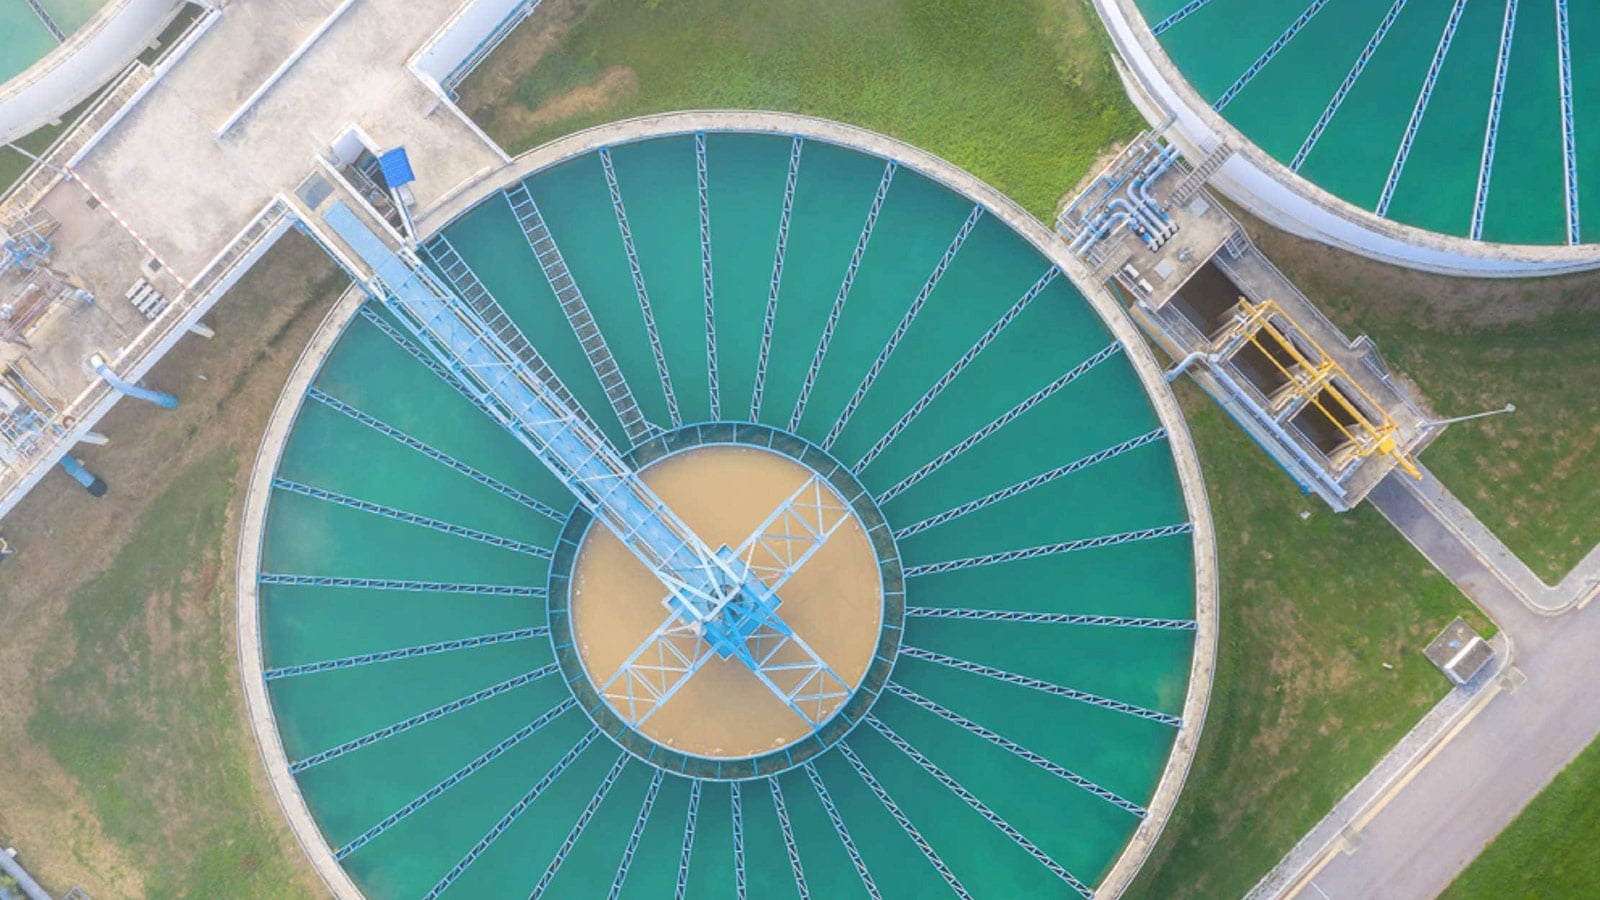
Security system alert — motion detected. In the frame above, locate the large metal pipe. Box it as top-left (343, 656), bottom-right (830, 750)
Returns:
top-left (58, 454), bottom-right (107, 497)
top-left (1132, 148), bottom-right (1181, 226)
top-left (0, 848), bottom-right (52, 900)
top-left (1105, 199), bottom-right (1159, 246)
top-left (92, 357), bottom-right (177, 409)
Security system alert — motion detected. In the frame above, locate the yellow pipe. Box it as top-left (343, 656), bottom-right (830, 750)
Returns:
top-left (1225, 299), bottom-right (1420, 479)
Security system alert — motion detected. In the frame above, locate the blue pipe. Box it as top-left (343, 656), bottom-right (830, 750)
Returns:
top-left (1133, 148), bottom-right (1181, 224)
top-left (59, 454), bottom-right (107, 497)
top-left (95, 362), bottom-right (177, 408)
top-left (1105, 199), bottom-right (1159, 247)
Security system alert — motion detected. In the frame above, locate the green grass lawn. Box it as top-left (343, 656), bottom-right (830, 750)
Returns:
top-left (1240, 218), bottom-right (1600, 584)
top-left (1122, 385), bottom-right (1489, 900)
top-left (457, 0), bottom-right (1143, 220)
top-left (1441, 734), bottom-right (1600, 899)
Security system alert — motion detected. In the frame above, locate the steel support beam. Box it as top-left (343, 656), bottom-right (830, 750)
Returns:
top-left (894, 428), bottom-right (1166, 539)
top-left (790, 161), bottom-right (895, 432)
top-left (824, 205), bottom-right (983, 450)
top-left (423, 729), bottom-right (603, 900)
top-left (876, 343), bottom-right (1124, 505)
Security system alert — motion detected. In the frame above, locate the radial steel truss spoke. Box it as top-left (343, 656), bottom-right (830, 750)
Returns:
top-left (903, 523), bottom-right (1193, 577)
top-left (803, 765), bottom-right (883, 900)
top-left (1213, 0), bottom-right (1332, 113)
top-left (905, 607), bottom-right (1196, 631)
top-left (837, 742), bottom-right (973, 900)
top-left (770, 779), bottom-right (811, 900)
top-left (865, 716), bottom-right (1094, 898)
top-left (752, 137), bottom-right (804, 421)
top-left (1151, 0), bottom-right (1216, 36)
top-left (894, 427), bottom-right (1165, 539)
top-left (531, 751), bottom-right (630, 898)
top-left (265, 627), bottom-right (548, 680)
top-left (875, 342), bottom-right (1123, 504)
top-left (273, 478), bottom-right (551, 557)
top-left (359, 303), bottom-right (485, 407)
top-left (258, 573), bottom-right (546, 596)
top-left (790, 160), bottom-right (896, 432)
top-left (901, 646), bottom-right (1181, 726)
top-left (1377, 0), bottom-right (1470, 217)
top-left (305, 388), bottom-right (563, 522)
top-left (853, 266), bottom-right (1058, 474)
top-left (422, 728), bottom-right (602, 900)
top-left (1556, 0), bottom-right (1579, 243)
top-left (1294, 0), bottom-right (1409, 171)
top-left (335, 698), bottom-right (578, 861)
top-left (823, 205), bottom-right (984, 450)
top-left (676, 779), bottom-right (702, 900)
top-left (607, 769), bottom-right (664, 900)
top-left (599, 146), bottom-right (681, 426)
top-left (1472, 0), bottom-right (1518, 239)
top-left (290, 664), bottom-right (561, 773)
top-left (697, 132), bottom-right (719, 420)
top-left (885, 682), bottom-right (1147, 817)
top-left (503, 183), bottom-right (655, 444)
top-left (732, 781), bottom-right (748, 900)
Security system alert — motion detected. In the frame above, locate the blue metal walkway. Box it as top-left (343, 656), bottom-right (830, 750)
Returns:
top-left (321, 202), bottom-right (853, 739)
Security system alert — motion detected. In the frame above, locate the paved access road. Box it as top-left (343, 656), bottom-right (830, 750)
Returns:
top-left (1294, 472), bottom-right (1600, 899)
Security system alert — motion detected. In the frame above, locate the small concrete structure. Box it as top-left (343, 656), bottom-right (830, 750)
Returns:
top-left (1063, 133), bottom-right (1437, 510)
top-left (1425, 618), bottom-right (1495, 686)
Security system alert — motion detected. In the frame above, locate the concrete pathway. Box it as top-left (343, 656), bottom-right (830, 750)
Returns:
top-left (1251, 467), bottom-right (1600, 899)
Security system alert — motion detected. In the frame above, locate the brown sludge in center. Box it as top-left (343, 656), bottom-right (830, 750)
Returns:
top-left (571, 446), bottom-right (883, 759)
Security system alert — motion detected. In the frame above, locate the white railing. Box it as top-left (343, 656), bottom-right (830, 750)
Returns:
top-left (0, 198), bottom-right (293, 515)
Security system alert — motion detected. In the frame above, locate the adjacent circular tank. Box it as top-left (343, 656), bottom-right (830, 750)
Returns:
top-left (1105, 0), bottom-right (1600, 272)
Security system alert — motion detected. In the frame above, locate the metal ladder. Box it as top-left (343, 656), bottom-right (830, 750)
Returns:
top-left (1169, 142), bottom-right (1233, 206)
top-left (504, 183), bottom-right (656, 446)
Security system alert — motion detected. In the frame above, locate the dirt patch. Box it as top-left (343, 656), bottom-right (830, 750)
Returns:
top-left (0, 234), bottom-right (346, 899)
top-left (490, 64), bottom-right (638, 140)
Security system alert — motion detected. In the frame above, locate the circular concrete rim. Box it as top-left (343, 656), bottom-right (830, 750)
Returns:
top-left (239, 110), bottom-right (1219, 900)
top-left (548, 423), bottom-right (903, 781)
top-left (1095, 0), bottom-right (1600, 277)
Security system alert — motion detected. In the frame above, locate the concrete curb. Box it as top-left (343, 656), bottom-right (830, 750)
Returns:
top-left (234, 281), bottom-right (369, 900)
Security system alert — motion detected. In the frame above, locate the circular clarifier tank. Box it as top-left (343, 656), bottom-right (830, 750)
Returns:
top-left (1127, 0), bottom-right (1600, 247)
top-left (243, 117), bottom-right (1214, 900)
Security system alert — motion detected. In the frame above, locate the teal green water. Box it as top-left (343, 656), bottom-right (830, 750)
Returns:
top-left (257, 132), bottom-right (1198, 898)
top-left (0, 2), bottom-right (55, 84)
top-left (0, 0), bottom-right (107, 82)
top-left (1139, 0), bottom-right (1592, 244)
